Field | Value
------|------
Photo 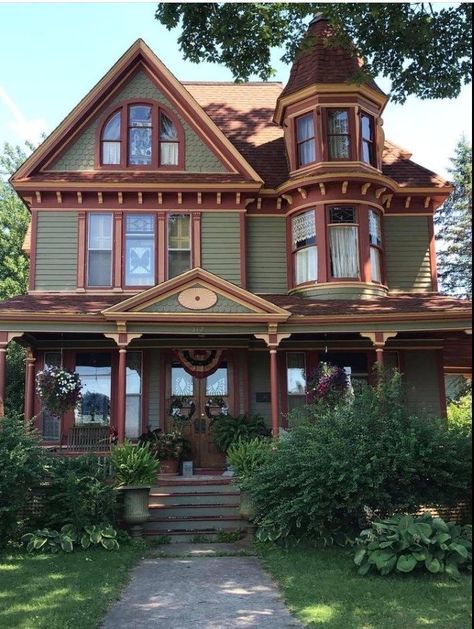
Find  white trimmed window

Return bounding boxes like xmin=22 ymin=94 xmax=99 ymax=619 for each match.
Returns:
xmin=292 ymin=211 xmax=317 ymax=285
xmin=88 ymin=213 xmax=113 ymax=287
xmin=168 ymin=214 xmax=191 ymax=279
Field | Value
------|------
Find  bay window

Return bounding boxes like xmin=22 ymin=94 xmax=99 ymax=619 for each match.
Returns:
xmin=327 ymin=109 xmax=351 ymax=160
xmin=292 ymin=210 xmax=317 ymax=285
xmin=168 ymin=214 xmax=191 ymax=279
xmin=125 ymin=214 xmax=155 ymax=287
xmin=88 ymin=213 xmax=113 ymax=287
xmin=75 ymin=352 xmax=111 ymax=425
xmin=296 ymin=113 xmax=316 ymax=167
xmin=369 ymin=209 xmax=383 ymax=283
xmin=328 ymin=207 xmax=360 ymax=279
xmin=361 ymin=113 xmax=376 ymax=166
xmin=287 ymin=352 xmax=307 ymax=411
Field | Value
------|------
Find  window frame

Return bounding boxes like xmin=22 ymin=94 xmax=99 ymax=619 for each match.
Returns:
xmin=368 ymin=208 xmax=384 ymax=284
xmin=97 ymin=99 xmax=184 ymax=170
xmin=286 ymin=352 xmax=307 ymax=411
xmin=87 ymin=212 xmax=114 ymax=289
xmin=167 ymin=212 xmax=192 ymax=280
xmin=291 ymin=209 xmax=318 ymax=287
xmin=295 ymin=112 xmax=317 ymax=169
xmin=324 ymin=108 xmax=355 ymax=161
xmin=327 ymin=205 xmax=361 ymax=281
xmin=123 ymin=212 xmax=157 ymax=289
xmin=360 ymin=111 xmax=377 ymax=167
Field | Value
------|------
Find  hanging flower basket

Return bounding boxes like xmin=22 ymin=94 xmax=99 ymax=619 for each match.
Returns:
xmin=36 ymin=366 xmax=82 ymax=416
xmin=308 ymin=362 xmax=350 ymax=404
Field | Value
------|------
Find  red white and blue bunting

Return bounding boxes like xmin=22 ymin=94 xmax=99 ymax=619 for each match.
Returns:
xmin=174 ymin=349 xmax=223 ymax=379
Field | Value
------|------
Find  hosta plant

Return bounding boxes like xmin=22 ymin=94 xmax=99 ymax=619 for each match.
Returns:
xmin=80 ymin=524 xmax=119 ymax=550
xmin=22 ymin=525 xmax=77 ymax=553
xmin=355 ymin=514 xmax=472 ymax=580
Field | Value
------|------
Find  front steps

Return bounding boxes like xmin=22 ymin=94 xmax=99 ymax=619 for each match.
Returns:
xmin=145 ymin=475 xmax=246 ymax=542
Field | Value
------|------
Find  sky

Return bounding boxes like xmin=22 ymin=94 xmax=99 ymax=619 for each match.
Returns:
xmin=0 ymin=2 xmax=471 ymax=179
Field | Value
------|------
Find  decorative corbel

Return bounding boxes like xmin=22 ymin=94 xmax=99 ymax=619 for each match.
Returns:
xmin=235 ymin=192 xmax=241 ymax=205
xmin=319 ymin=183 xmax=326 ymax=196
xmin=281 ymin=193 xmax=293 ymax=205
xmin=297 ymin=187 xmax=307 ymax=200
xmin=98 ymin=192 xmax=103 ymax=204
xmin=375 ymin=187 xmax=387 ymax=199
xmin=361 ymin=183 xmax=371 ymax=195
xmin=56 ymin=191 xmax=62 ymax=204
xmin=341 ymin=181 xmax=349 ymax=194
xmin=405 ymin=196 xmax=412 ymax=209
xmin=77 ymin=191 xmax=82 ymax=204
xmin=254 ymin=324 xmax=291 ymax=349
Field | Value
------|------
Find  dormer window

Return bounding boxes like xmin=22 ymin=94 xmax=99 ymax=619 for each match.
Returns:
xmin=327 ymin=110 xmax=351 ymax=160
xmin=296 ymin=113 xmax=316 ymax=167
xmin=361 ymin=113 xmax=376 ymax=166
xmin=100 ymin=103 xmax=183 ymax=168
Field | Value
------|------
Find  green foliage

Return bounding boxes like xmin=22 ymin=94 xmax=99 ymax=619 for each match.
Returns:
xmin=216 ymin=529 xmax=243 ymax=543
xmin=0 ymin=416 xmax=45 ymax=546
xmin=435 ymin=137 xmax=472 ymax=298
xmin=146 ymin=430 xmax=192 ymax=460
xmin=5 ymin=342 xmax=25 ymax=416
xmin=156 ymin=3 xmax=472 ymax=103
xmin=247 ymin=374 xmax=472 ymax=543
xmin=355 ymin=514 xmax=472 ymax=580
xmin=22 ymin=523 xmax=120 ymax=553
xmin=110 ymin=440 xmax=159 ymax=487
xmin=212 ymin=414 xmax=270 ymax=453
xmin=448 ymin=392 xmax=472 ymax=433
xmin=40 ymin=455 xmax=117 ymax=531
xmin=227 ymin=437 xmax=272 ymax=485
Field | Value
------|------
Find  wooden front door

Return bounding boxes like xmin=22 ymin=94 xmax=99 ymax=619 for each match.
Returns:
xmin=167 ymin=359 xmax=230 ymax=469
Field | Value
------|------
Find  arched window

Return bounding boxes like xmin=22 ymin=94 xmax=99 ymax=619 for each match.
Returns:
xmin=99 ymin=103 xmax=183 ymax=168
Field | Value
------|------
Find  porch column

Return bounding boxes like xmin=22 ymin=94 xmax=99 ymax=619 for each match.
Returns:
xmin=117 ymin=347 xmax=127 ymax=443
xmin=269 ymin=347 xmax=279 ymax=437
xmin=24 ymin=349 xmax=36 ymax=421
xmin=360 ymin=332 xmax=398 ymax=379
xmin=0 ymin=343 xmax=6 ymax=418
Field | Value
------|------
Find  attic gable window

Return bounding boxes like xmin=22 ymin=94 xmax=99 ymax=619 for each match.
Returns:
xmin=296 ymin=113 xmax=316 ymax=167
xmin=99 ymin=102 xmax=183 ymax=169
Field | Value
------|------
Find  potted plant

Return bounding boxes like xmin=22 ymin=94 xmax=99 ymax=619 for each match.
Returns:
xmin=36 ymin=366 xmax=82 ymax=422
xmin=149 ymin=431 xmax=192 ymax=475
xmin=110 ymin=441 xmax=159 ymax=537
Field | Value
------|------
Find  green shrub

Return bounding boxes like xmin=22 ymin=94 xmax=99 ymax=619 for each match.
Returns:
xmin=110 ymin=441 xmax=159 ymax=487
xmin=22 ymin=523 xmax=120 ymax=553
xmin=355 ymin=514 xmax=472 ymax=580
xmin=0 ymin=416 xmax=45 ymax=546
xmin=248 ymin=374 xmax=472 ymax=543
xmin=212 ymin=414 xmax=270 ymax=453
xmin=146 ymin=431 xmax=192 ymax=461
xmin=448 ymin=393 xmax=472 ymax=433
xmin=40 ymin=456 xmax=117 ymax=530
xmin=227 ymin=438 xmax=271 ymax=486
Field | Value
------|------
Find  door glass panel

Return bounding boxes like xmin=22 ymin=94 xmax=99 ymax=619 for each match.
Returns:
xmin=206 ymin=364 xmax=228 ymax=396
xmin=171 ymin=363 xmax=194 ymax=396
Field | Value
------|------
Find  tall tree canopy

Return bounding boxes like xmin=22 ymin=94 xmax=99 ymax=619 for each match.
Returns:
xmin=435 ymin=137 xmax=472 ymax=299
xmin=155 ymin=3 xmax=472 ymax=103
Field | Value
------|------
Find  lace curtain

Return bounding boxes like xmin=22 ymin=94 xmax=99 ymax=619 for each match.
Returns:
xmin=295 ymin=247 xmax=317 ymax=284
xmin=292 ymin=211 xmax=316 ymax=249
xmin=329 ymin=226 xmax=359 ymax=278
xmin=102 ymin=142 xmax=120 ymax=165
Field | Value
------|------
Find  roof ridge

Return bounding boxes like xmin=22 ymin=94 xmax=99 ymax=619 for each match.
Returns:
xmin=182 ymin=81 xmax=283 ymax=86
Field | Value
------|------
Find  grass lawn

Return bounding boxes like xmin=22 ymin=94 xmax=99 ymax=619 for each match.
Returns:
xmin=0 ymin=544 xmax=146 ymax=629
xmin=260 ymin=544 xmax=472 ymax=628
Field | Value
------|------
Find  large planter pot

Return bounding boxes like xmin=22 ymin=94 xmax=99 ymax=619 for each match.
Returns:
xmin=159 ymin=459 xmax=179 ymax=475
xmin=120 ymin=486 xmax=151 ymax=538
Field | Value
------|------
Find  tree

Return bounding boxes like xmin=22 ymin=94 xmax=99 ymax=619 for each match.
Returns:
xmin=155 ymin=3 xmax=472 ymax=103
xmin=435 ymin=137 xmax=472 ymax=299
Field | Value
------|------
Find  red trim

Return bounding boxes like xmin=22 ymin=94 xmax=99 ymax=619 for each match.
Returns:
xmin=28 ymin=210 xmax=38 ymax=291
xmin=192 ymin=212 xmax=201 ymax=268
xmin=241 ymin=349 xmax=249 ymax=416
xmin=358 ymin=206 xmax=371 ymax=283
xmin=117 ymin=348 xmax=127 ymax=442
xmin=279 ymin=352 xmax=288 ymax=427
xmin=114 ymin=211 xmax=123 ymax=289
xmin=159 ymin=349 xmax=167 ymax=431
xmin=232 ymin=350 xmax=240 ymax=416
xmin=428 ymin=217 xmax=439 ymax=292
xmin=157 ymin=212 xmax=166 ymax=283
xmin=269 ymin=349 xmax=279 ymax=436
xmin=24 ymin=351 xmax=36 ymax=421
xmin=0 ymin=345 xmax=6 ymax=418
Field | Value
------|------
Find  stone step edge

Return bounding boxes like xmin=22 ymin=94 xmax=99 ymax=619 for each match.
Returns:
xmin=143 ymin=528 xmax=245 ymax=537
xmin=154 ymin=479 xmax=234 ymax=487
xmin=149 ymin=503 xmax=240 ymax=510
xmin=149 ymin=491 xmax=240 ymax=498
xmin=150 ymin=515 xmax=243 ymax=523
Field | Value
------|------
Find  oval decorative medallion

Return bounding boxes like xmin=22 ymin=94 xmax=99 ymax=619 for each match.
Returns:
xmin=178 ymin=287 xmax=218 ymax=310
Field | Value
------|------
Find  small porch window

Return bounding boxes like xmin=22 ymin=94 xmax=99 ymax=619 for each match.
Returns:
xmin=287 ymin=352 xmax=307 ymax=411
xmin=168 ymin=214 xmax=191 ymax=279
xmin=328 ymin=207 xmax=360 ymax=279
xmin=75 ymin=352 xmax=111 ymax=425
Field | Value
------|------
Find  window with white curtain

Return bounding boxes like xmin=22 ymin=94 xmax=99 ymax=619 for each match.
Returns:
xmin=327 ymin=110 xmax=351 ymax=160
xmin=292 ymin=210 xmax=317 ymax=285
xmin=88 ymin=213 xmax=113 ymax=287
xmin=101 ymin=111 xmax=121 ymax=165
xmin=125 ymin=214 xmax=155 ymax=286
xmin=296 ymin=113 xmax=316 ymax=167
xmin=369 ymin=209 xmax=383 ymax=283
xmin=160 ymin=113 xmax=179 ymax=166
xmin=328 ymin=207 xmax=359 ymax=278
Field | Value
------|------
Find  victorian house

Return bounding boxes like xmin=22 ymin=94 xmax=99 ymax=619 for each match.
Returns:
xmin=0 ymin=17 xmax=471 ymax=469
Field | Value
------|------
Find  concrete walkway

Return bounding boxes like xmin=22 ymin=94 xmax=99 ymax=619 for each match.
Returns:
xmin=102 ymin=549 xmax=301 ymax=628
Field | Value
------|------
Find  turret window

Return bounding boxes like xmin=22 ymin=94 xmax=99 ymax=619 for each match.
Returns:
xmin=296 ymin=113 xmax=316 ymax=167
xmin=327 ymin=110 xmax=351 ymax=160
xmin=361 ymin=113 xmax=376 ymax=166
xmin=292 ymin=210 xmax=317 ymax=284
xmin=328 ymin=207 xmax=360 ymax=278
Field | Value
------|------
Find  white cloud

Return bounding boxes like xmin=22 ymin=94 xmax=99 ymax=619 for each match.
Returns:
xmin=0 ymin=84 xmax=47 ymax=143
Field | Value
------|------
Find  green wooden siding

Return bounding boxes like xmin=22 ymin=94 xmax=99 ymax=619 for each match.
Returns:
xmin=147 ymin=349 xmax=161 ymax=430
xmin=201 ymin=212 xmax=241 ymax=285
xmin=384 ymin=216 xmax=433 ymax=292
xmin=35 ymin=212 xmax=78 ymax=291
xmin=404 ymin=350 xmax=442 ymax=417
xmin=49 ymin=71 xmax=226 ymax=173
xmin=247 ymin=217 xmax=288 ymax=293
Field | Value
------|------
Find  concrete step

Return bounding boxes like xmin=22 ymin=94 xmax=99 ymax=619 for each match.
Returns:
xmin=152 ymin=481 xmax=238 ymax=494
xmin=143 ymin=529 xmax=245 ymax=543
xmin=149 ymin=492 xmax=240 ymax=505
xmin=149 ymin=504 xmax=240 ymax=518
xmin=146 ymin=515 xmax=244 ymax=532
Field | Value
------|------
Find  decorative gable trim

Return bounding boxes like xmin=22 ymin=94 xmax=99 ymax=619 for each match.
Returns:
xmin=102 ymin=268 xmax=290 ymax=324
xmin=11 ymin=40 xmax=263 ymax=185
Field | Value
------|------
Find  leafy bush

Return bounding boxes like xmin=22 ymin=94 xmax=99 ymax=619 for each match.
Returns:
xmin=0 ymin=416 xmax=45 ymax=546
xmin=22 ymin=523 xmax=120 ymax=553
xmin=248 ymin=374 xmax=472 ymax=543
xmin=110 ymin=441 xmax=159 ymax=487
xmin=355 ymin=515 xmax=472 ymax=580
xmin=448 ymin=393 xmax=472 ymax=433
xmin=227 ymin=438 xmax=271 ymax=485
xmin=146 ymin=431 xmax=192 ymax=461
xmin=212 ymin=414 xmax=270 ymax=453
xmin=40 ymin=456 xmax=117 ymax=530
